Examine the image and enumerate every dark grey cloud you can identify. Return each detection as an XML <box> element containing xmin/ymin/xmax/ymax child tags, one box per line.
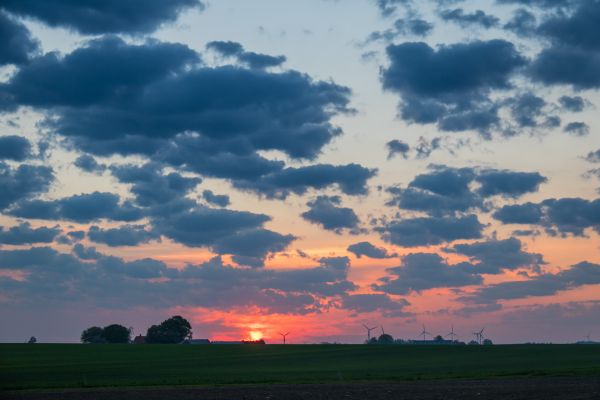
<box><xmin>233</xmin><ymin>164</ymin><xmax>376</xmax><ymax>199</ymax></box>
<box><xmin>415</xmin><ymin>136</ymin><xmax>442</xmax><ymax>158</ymax></box>
<box><xmin>341</xmin><ymin>294</ymin><xmax>411</xmax><ymax>317</ymax></box>
<box><xmin>201</xmin><ymin>190</ymin><xmax>230</xmax><ymax>207</ymax></box>
<box><xmin>207</xmin><ymin>41</ymin><xmax>286</xmax><ymax>70</ymax></box>
<box><xmin>9</xmin><ymin>192</ymin><xmax>143</xmax><ymax>223</ymax></box>
<box><xmin>386</xmin><ymin>165</ymin><xmax>546</xmax><ymax>216</ymax></box>
<box><xmin>528</xmin><ymin>1</ymin><xmax>600</xmax><ymax>89</ymax></box>
<box><xmin>211</xmin><ymin>229</ymin><xmax>296</xmax><ymax>268</ymax></box>
<box><xmin>559</xmin><ymin>95</ymin><xmax>585</xmax><ymax>112</ymax></box>
<box><xmin>2</xmin><ymin>36</ymin><xmax>199</xmax><ymax>109</ymax></box>
<box><xmin>503</xmin><ymin>8</ymin><xmax>537</xmax><ymax>36</ymax></box>
<box><xmin>439</xmin><ymin>8</ymin><xmax>500</xmax><ymax>29</ymax></box>
<box><xmin>376</xmin><ymin>215</ymin><xmax>484</xmax><ymax>247</ymax></box>
<box><xmin>445</xmin><ymin>238</ymin><xmax>545</xmax><ymax>274</ymax></box>
<box><xmin>0</xmin><ymin>162</ymin><xmax>54</xmax><ymax>210</ymax></box>
<box><xmin>386</xmin><ymin>139</ymin><xmax>410</xmax><ymax>159</ymax></box>
<box><xmin>0</xmin><ymin>11</ymin><xmax>38</xmax><ymax>66</ymax></box>
<box><xmin>347</xmin><ymin>241</ymin><xmax>397</xmax><ymax>259</ymax></box>
<box><xmin>0</xmin><ymin>37</ymin><xmax>363</xmax><ymax>198</ymax></box>
<box><xmin>111</xmin><ymin>163</ymin><xmax>201</xmax><ymax>207</ymax></box>
<box><xmin>72</xmin><ymin>243</ymin><xmax>102</xmax><ymax>260</ymax></box>
<box><xmin>375</xmin><ymin>0</ymin><xmax>413</xmax><ymax>16</ymax></box>
<box><xmin>493</xmin><ymin>198</ymin><xmax>600</xmax><ymax>236</ymax></box>
<box><xmin>74</xmin><ymin>155</ymin><xmax>106</xmax><ymax>174</ymax></box>
<box><xmin>463</xmin><ymin>261</ymin><xmax>600</xmax><ymax>304</ymax></box>
<box><xmin>0</xmin><ymin>0</ymin><xmax>203</xmax><ymax>35</ymax></box>
<box><xmin>301</xmin><ymin>196</ymin><xmax>360</xmax><ymax>234</ymax></box>
<box><xmin>373</xmin><ymin>252</ymin><xmax>482</xmax><ymax>294</ymax></box>
<box><xmin>507</xmin><ymin>92</ymin><xmax>551</xmax><ymax>128</ymax></box>
<box><xmin>585</xmin><ymin>149</ymin><xmax>600</xmax><ymax>163</ymax></box>
<box><xmin>475</xmin><ymin>169</ymin><xmax>547</xmax><ymax>198</ymax></box>
<box><xmin>382</xmin><ymin>40</ymin><xmax>526</xmax><ymax>134</ymax></box>
<box><xmin>492</xmin><ymin>202</ymin><xmax>543</xmax><ymax>224</ymax></box>
<box><xmin>563</xmin><ymin>121</ymin><xmax>589</xmax><ymax>136</ymax></box>
<box><xmin>0</xmin><ymin>247</ymin><xmax>357</xmax><ymax>314</ymax></box>
<box><xmin>366</xmin><ymin>18</ymin><xmax>433</xmax><ymax>43</ymax></box>
<box><xmin>0</xmin><ymin>136</ymin><xmax>32</xmax><ymax>161</ymax></box>
<box><xmin>151</xmin><ymin>206</ymin><xmax>294</xmax><ymax>266</ymax></box>
<box><xmin>0</xmin><ymin>222</ymin><xmax>60</xmax><ymax>245</ymax></box>
<box><xmin>87</xmin><ymin>225</ymin><xmax>160</xmax><ymax>247</ymax></box>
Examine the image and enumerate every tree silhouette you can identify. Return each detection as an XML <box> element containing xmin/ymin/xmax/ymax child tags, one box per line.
<box><xmin>146</xmin><ymin>316</ymin><xmax>192</xmax><ymax>344</ymax></box>
<box><xmin>81</xmin><ymin>326</ymin><xmax>105</xmax><ymax>344</ymax></box>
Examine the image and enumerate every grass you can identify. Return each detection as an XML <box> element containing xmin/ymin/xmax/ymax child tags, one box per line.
<box><xmin>1</xmin><ymin>344</ymin><xmax>600</xmax><ymax>390</ymax></box>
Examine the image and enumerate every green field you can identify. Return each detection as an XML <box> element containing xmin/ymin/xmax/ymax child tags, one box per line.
<box><xmin>1</xmin><ymin>344</ymin><xmax>599</xmax><ymax>390</ymax></box>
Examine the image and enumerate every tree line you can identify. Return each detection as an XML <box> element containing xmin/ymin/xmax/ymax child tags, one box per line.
<box><xmin>81</xmin><ymin>316</ymin><xmax>192</xmax><ymax>344</ymax></box>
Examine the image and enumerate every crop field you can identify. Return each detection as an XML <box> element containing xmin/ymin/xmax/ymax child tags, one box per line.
<box><xmin>1</xmin><ymin>344</ymin><xmax>600</xmax><ymax>391</ymax></box>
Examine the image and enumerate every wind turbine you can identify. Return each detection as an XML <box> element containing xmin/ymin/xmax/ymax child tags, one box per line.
<box><xmin>381</xmin><ymin>326</ymin><xmax>386</xmax><ymax>335</ymax></box>
<box><xmin>419</xmin><ymin>324</ymin><xmax>431</xmax><ymax>341</ymax></box>
<box><xmin>447</xmin><ymin>325</ymin><xmax>458</xmax><ymax>341</ymax></box>
<box><xmin>473</xmin><ymin>328</ymin><xmax>485</xmax><ymax>344</ymax></box>
<box><xmin>279</xmin><ymin>332</ymin><xmax>290</xmax><ymax>345</ymax></box>
<box><xmin>363</xmin><ymin>324</ymin><xmax>377</xmax><ymax>341</ymax></box>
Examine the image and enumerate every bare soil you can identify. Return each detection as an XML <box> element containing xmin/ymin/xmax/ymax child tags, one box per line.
<box><xmin>4</xmin><ymin>377</ymin><xmax>600</xmax><ymax>400</ymax></box>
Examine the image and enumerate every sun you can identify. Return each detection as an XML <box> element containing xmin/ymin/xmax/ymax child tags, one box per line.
<box><xmin>249</xmin><ymin>330</ymin><xmax>263</xmax><ymax>341</ymax></box>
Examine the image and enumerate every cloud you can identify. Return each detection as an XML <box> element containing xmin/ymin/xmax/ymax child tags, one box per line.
<box><xmin>341</xmin><ymin>294</ymin><xmax>411</xmax><ymax>317</ymax></box>
<box><xmin>492</xmin><ymin>202</ymin><xmax>543</xmax><ymax>224</ymax></box>
<box><xmin>151</xmin><ymin>206</ymin><xmax>294</xmax><ymax>266</ymax></box>
<box><xmin>375</xmin><ymin>0</ymin><xmax>413</xmax><ymax>16</ymax></box>
<box><xmin>0</xmin><ymin>11</ymin><xmax>38</xmax><ymax>66</ymax></box>
<box><xmin>9</xmin><ymin>192</ymin><xmax>144</xmax><ymax>223</ymax></box>
<box><xmin>386</xmin><ymin>165</ymin><xmax>546</xmax><ymax>216</ymax></box>
<box><xmin>462</xmin><ymin>261</ymin><xmax>600</xmax><ymax>304</ymax></box>
<box><xmin>211</xmin><ymin>229</ymin><xmax>296</xmax><ymax>268</ymax></box>
<box><xmin>233</xmin><ymin>164</ymin><xmax>376</xmax><ymax>199</ymax></box>
<box><xmin>373</xmin><ymin>252</ymin><xmax>482</xmax><ymax>294</ymax></box>
<box><xmin>444</xmin><ymin>238</ymin><xmax>545</xmax><ymax>274</ymax></box>
<box><xmin>563</xmin><ymin>121</ymin><xmax>589</xmax><ymax>136</ymax></box>
<box><xmin>111</xmin><ymin>163</ymin><xmax>201</xmax><ymax>207</ymax></box>
<box><xmin>507</xmin><ymin>92</ymin><xmax>554</xmax><ymax>128</ymax></box>
<box><xmin>207</xmin><ymin>40</ymin><xmax>286</xmax><ymax>70</ymax></box>
<box><xmin>0</xmin><ymin>247</ymin><xmax>358</xmax><ymax>314</ymax></box>
<box><xmin>493</xmin><ymin>197</ymin><xmax>600</xmax><ymax>236</ymax></box>
<box><xmin>386</xmin><ymin>140</ymin><xmax>410</xmax><ymax>159</ymax></box>
<box><xmin>347</xmin><ymin>241</ymin><xmax>397</xmax><ymax>259</ymax></box>
<box><xmin>475</xmin><ymin>169</ymin><xmax>547</xmax><ymax>198</ymax></box>
<box><xmin>503</xmin><ymin>8</ymin><xmax>537</xmax><ymax>36</ymax></box>
<box><xmin>0</xmin><ymin>162</ymin><xmax>54</xmax><ymax>211</ymax></box>
<box><xmin>72</xmin><ymin>243</ymin><xmax>102</xmax><ymax>260</ymax></box>
<box><xmin>439</xmin><ymin>8</ymin><xmax>500</xmax><ymax>29</ymax></box>
<box><xmin>585</xmin><ymin>149</ymin><xmax>600</xmax><ymax>163</ymax></box>
<box><xmin>87</xmin><ymin>225</ymin><xmax>160</xmax><ymax>247</ymax></box>
<box><xmin>366</xmin><ymin>18</ymin><xmax>433</xmax><ymax>43</ymax></box>
<box><xmin>0</xmin><ymin>0</ymin><xmax>204</xmax><ymax>35</ymax></box>
<box><xmin>381</xmin><ymin>40</ymin><xmax>526</xmax><ymax>133</ymax></box>
<box><xmin>301</xmin><ymin>196</ymin><xmax>360</xmax><ymax>234</ymax></box>
<box><xmin>528</xmin><ymin>1</ymin><xmax>600</xmax><ymax>89</ymax></box>
<box><xmin>0</xmin><ymin>222</ymin><xmax>60</xmax><ymax>245</ymax></box>
<box><xmin>201</xmin><ymin>190</ymin><xmax>230</xmax><ymax>207</ymax></box>
<box><xmin>559</xmin><ymin>95</ymin><xmax>585</xmax><ymax>112</ymax></box>
<box><xmin>376</xmin><ymin>215</ymin><xmax>484</xmax><ymax>247</ymax></box>
<box><xmin>74</xmin><ymin>155</ymin><xmax>106</xmax><ymax>174</ymax></box>
<box><xmin>0</xmin><ymin>136</ymin><xmax>32</xmax><ymax>161</ymax></box>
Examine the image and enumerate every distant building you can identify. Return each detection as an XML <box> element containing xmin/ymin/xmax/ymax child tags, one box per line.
<box><xmin>133</xmin><ymin>335</ymin><xmax>146</xmax><ymax>344</ymax></box>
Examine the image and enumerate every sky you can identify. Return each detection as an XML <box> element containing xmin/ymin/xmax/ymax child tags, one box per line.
<box><xmin>0</xmin><ymin>0</ymin><xmax>599</xmax><ymax>344</ymax></box>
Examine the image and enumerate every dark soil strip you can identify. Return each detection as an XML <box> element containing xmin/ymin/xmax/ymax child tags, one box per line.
<box><xmin>4</xmin><ymin>377</ymin><xmax>600</xmax><ymax>400</ymax></box>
